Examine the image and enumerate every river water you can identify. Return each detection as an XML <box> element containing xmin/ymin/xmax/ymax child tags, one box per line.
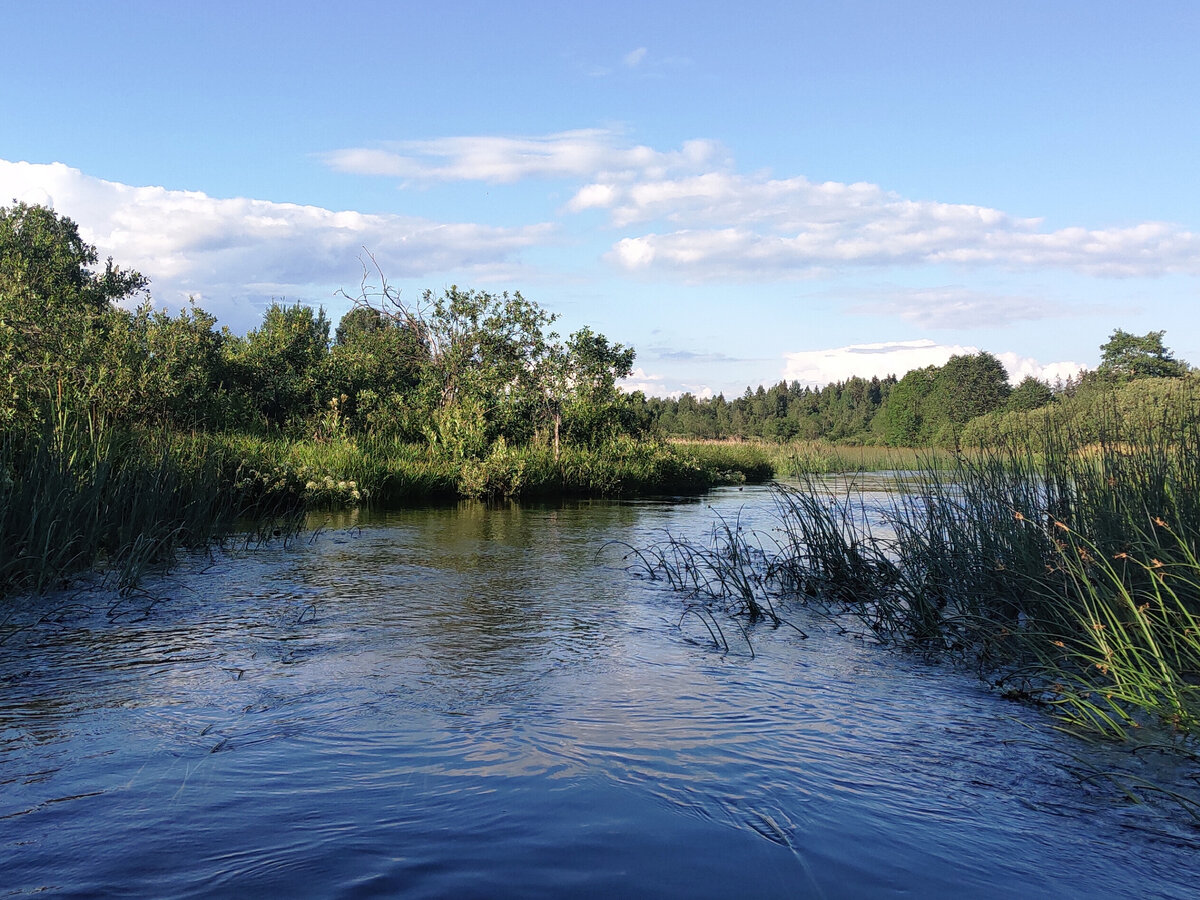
<box><xmin>2</xmin><ymin>485</ymin><xmax>1197</xmax><ymax>898</ymax></box>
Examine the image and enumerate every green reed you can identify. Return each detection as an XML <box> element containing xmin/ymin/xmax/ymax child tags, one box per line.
<box><xmin>629</xmin><ymin>403</ymin><xmax>1200</xmax><ymax>746</ymax></box>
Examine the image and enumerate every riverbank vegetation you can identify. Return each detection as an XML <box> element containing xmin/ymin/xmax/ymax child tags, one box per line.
<box><xmin>0</xmin><ymin>202</ymin><xmax>771</xmax><ymax>596</ymax></box>
<box><xmin>628</xmin><ymin>395</ymin><xmax>1200</xmax><ymax>765</ymax></box>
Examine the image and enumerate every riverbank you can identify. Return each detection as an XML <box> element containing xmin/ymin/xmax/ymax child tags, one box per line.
<box><xmin>0</xmin><ymin>423</ymin><xmax>781</xmax><ymax>598</ymax></box>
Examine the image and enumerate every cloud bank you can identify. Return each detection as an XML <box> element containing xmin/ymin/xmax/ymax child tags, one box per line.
<box><xmin>0</xmin><ymin>160</ymin><xmax>548</xmax><ymax>330</ymax></box>
<box><xmin>328</xmin><ymin>128</ymin><xmax>1200</xmax><ymax>280</ymax></box>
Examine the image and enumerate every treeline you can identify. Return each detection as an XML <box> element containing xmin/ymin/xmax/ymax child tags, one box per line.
<box><xmin>650</xmin><ymin>331</ymin><xmax>1193</xmax><ymax>448</ymax></box>
<box><xmin>4</xmin><ymin>199</ymin><xmax>1192</xmax><ymax>461</ymax></box>
<box><xmin>0</xmin><ymin>202</ymin><xmax>647</xmax><ymax>455</ymax></box>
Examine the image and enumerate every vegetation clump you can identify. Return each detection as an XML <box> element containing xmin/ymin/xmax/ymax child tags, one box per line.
<box><xmin>627</xmin><ymin>397</ymin><xmax>1200</xmax><ymax>758</ymax></box>
<box><xmin>0</xmin><ymin>203</ymin><xmax>761</xmax><ymax>596</ymax></box>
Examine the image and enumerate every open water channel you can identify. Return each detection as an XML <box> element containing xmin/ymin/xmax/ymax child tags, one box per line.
<box><xmin>2</xmin><ymin>485</ymin><xmax>1198</xmax><ymax>897</ymax></box>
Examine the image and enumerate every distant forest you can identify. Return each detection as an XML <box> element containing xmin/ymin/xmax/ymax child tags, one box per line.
<box><xmin>646</xmin><ymin>329</ymin><xmax>1194</xmax><ymax>448</ymax></box>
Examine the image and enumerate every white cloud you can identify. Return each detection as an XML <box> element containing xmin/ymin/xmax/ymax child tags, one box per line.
<box><xmin>619</xmin><ymin>367</ymin><xmax>713</xmax><ymax>399</ymax></box>
<box><xmin>623</xmin><ymin>47</ymin><xmax>648</xmax><ymax>68</ymax></box>
<box><xmin>995</xmin><ymin>353</ymin><xmax>1086</xmax><ymax>386</ymax></box>
<box><xmin>783</xmin><ymin>339</ymin><xmax>975</xmax><ymax>387</ymax></box>
<box><xmin>321</xmin><ymin>128</ymin><xmax>1200</xmax><ymax>280</ymax></box>
<box><xmin>781</xmin><ymin>339</ymin><xmax>1082</xmax><ymax>387</ymax></box>
<box><xmin>847</xmin><ymin>285</ymin><xmax>1110</xmax><ymax>329</ymax></box>
<box><xmin>565</xmin><ymin>182</ymin><xmax>617</xmax><ymax>213</ymax></box>
<box><xmin>0</xmin><ymin>159</ymin><xmax>550</xmax><ymax>331</ymax></box>
<box><xmin>323</xmin><ymin>129</ymin><xmax>729</xmax><ymax>185</ymax></box>
<box><xmin>576</xmin><ymin>170</ymin><xmax>1200</xmax><ymax>279</ymax></box>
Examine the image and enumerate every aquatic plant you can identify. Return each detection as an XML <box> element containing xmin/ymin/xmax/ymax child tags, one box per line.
<box><xmin>628</xmin><ymin>401</ymin><xmax>1200</xmax><ymax>749</ymax></box>
<box><xmin>612</xmin><ymin>507</ymin><xmax>807</xmax><ymax>657</ymax></box>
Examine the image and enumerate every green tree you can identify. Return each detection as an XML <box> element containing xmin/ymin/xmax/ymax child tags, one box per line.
<box><xmin>325</xmin><ymin>305</ymin><xmax>428</xmax><ymax>436</ymax></box>
<box><xmin>225</xmin><ymin>302</ymin><xmax>330</xmax><ymax>429</ymax></box>
<box><xmin>556</xmin><ymin>326</ymin><xmax>637</xmax><ymax>450</ymax></box>
<box><xmin>1006</xmin><ymin>375</ymin><xmax>1053</xmax><ymax>412</ymax></box>
<box><xmin>875</xmin><ymin>366</ymin><xmax>937</xmax><ymax>446</ymax></box>
<box><xmin>0</xmin><ymin>202</ymin><xmax>147</xmax><ymax>427</ymax></box>
<box><xmin>1097</xmin><ymin>329</ymin><xmax>1188</xmax><ymax>381</ymax></box>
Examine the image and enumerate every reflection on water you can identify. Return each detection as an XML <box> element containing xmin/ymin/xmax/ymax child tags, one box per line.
<box><xmin>1</xmin><ymin>489</ymin><xmax>1197</xmax><ymax>898</ymax></box>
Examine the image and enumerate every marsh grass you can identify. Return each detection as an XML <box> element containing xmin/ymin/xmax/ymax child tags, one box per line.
<box><xmin>612</xmin><ymin>507</ymin><xmax>808</xmax><ymax>656</ymax></box>
<box><xmin>0</xmin><ymin>417</ymin><xmax>306</xmax><ymax>598</ymax></box>
<box><xmin>1</xmin><ymin>423</ymin><xmax>774</xmax><ymax>599</ymax></box>
<box><xmin>633</xmin><ymin>407</ymin><xmax>1200</xmax><ymax>753</ymax></box>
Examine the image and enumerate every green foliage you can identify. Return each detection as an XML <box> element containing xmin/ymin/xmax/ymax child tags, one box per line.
<box><xmin>0</xmin><ymin>202</ymin><xmax>148</xmax><ymax>428</ymax></box>
<box><xmin>1098</xmin><ymin>328</ymin><xmax>1188</xmax><ymax>382</ymax></box>
<box><xmin>224</xmin><ymin>302</ymin><xmax>331</xmax><ymax>429</ymax></box>
<box><xmin>652</xmin><ymin>376</ymin><xmax>893</xmax><ymax>445</ymax></box>
<box><xmin>875</xmin><ymin>353</ymin><xmax>1011</xmax><ymax>448</ymax></box>
<box><xmin>875</xmin><ymin>366</ymin><xmax>936</xmax><ymax>446</ymax></box>
<box><xmin>1006</xmin><ymin>375</ymin><xmax>1054</xmax><ymax>412</ymax></box>
<box><xmin>340</xmin><ymin>276</ymin><xmax>642</xmax><ymax>453</ymax></box>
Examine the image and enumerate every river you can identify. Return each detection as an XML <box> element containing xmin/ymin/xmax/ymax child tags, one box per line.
<box><xmin>1</xmin><ymin>485</ymin><xmax>1196</xmax><ymax>897</ymax></box>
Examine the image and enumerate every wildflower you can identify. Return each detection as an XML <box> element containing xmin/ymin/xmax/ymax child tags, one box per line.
<box><xmin>1095</xmin><ymin>663</ymin><xmax>1110</xmax><ymax>675</ymax></box>
<box><xmin>1154</xmin><ymin>517</ymin><xmax>1169</xmax><ymax>528</ymax></box>
<box><xmin>338</xmin><ymin>481</ymin><xmax>348</xmax><ymax>490</ymax></box>
<box><xmin>1014</xmin><ymin>511</ymin><xmax>1026</xmax><ymax>522</ymax></box>
<box><xmin>348</xmin><ymin>481</ymin><xmax>357</xmax><ymax>489</ymax></box>
<box><xmin>1151</xmin><ymin>559</ymin><xmax>1164</xmax><ymax>569</ymax></box>
<box><xmin>1054</xmin><ymin>520</ymin><xmax>1070</xmax><ymax>532</ymax></box>
<box><xmin>1113</xmin><ymin>552</ymin><xmax>1128</xmax><ymax>560</ymax></box>
<box><xmin>305</xmin><ymin>481</ymin><xmax>317</xmax><ymax>491</ymax></box>
<box><xmin>1051</xmin><ymin>640</ymin><xmax>1066</xmax><ymax>648</ymax></box>
<box><xmin>1091</xmin><ymin>622</ymin><xmax>1106</xmax><ymax>631</ymax></box>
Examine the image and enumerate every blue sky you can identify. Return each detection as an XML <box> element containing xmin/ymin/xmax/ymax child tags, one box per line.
<box><xmin>2</xmin><ymin>1</ymin><xmax>1198</xmax><ymax>396</ymax></box>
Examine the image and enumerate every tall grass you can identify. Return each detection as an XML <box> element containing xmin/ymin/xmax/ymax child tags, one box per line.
<box><xmin>1</xmin><ymin>423</ymin><xmax>776</xmax><ymax>599</ymax></box>
<box><xmin>669</xmin><ymin>438</ymin><xmax>949</xmax><ymax>477</ymax></box>
<box><xmin>632</xmin><ymin>404</ymin><xmax>1200</xmax><ymax>746</ymax></box>
<box><xmin>0</xmin><ymin>418</ymin><xmax>303</xmax><ymax>598</ymax></box>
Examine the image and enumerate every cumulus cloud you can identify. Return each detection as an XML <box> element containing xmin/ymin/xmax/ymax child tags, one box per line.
<box><xmin>323</xmin><ymin>129</ymin><xmax>728</xmax><ymax>185</ymax></box>
<box><xmin>576</xmin><ymin>171</ymin><xmax>1200</xmax><ymax>279</ymax></box>
<box><xmin>323</xmin><ymin>128</ymin><xmax>1200</xmax><ymax>280</ymax></box>
<box><xmin>619</xmin><ymin>367</ymin><xmax>713</xmax><ymax>399</ymax></box>
<box><xmin>781</xmin><ymin>339</ymin><xmax>1082</xmax><ymax>387</ymax></box>
<box><xmin>783</xmin><ymin>339</ymin><xmax>975</xmax><ymax>387</ymax></box>
<box><xmin>995</xmin><ymin>352</ymin><xmax>1086</xmax><ymax>386</ymax></box>
<box><xmin>0</xmin><ymin>159</ymin><xmax>549</xmax><ymax>330</ymax></box>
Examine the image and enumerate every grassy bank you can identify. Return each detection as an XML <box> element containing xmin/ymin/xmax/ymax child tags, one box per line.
<box><xmin>670</xmin><ymin>437</ymin><xmax>947</xmax><ymax>477</ymax></box>
<box><xmin>0</xmin><ymin>424</ymin><xmax>779</xmax><ymax>599</ymax></box>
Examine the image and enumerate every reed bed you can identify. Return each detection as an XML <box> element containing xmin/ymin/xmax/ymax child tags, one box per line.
<box><xmin>1</xmin><ymin>423</ymin><xmax>775</xmax><ymax>599</ymax></box>
<box><xmin>631</xmin><ymin>410</ymin><xmax>1200</xmax><ymax>749</ymax></box>
<box><xmin>0</xmin><ymin>419</ymin><xmax>303</xmax><ymax>598</ymax></box>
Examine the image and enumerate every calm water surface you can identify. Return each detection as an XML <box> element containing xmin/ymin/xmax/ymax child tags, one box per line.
<box><xmin>2</xmin><ymin>486</ymin><xmax>1197</xmax><ymax>898</ymax></box>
